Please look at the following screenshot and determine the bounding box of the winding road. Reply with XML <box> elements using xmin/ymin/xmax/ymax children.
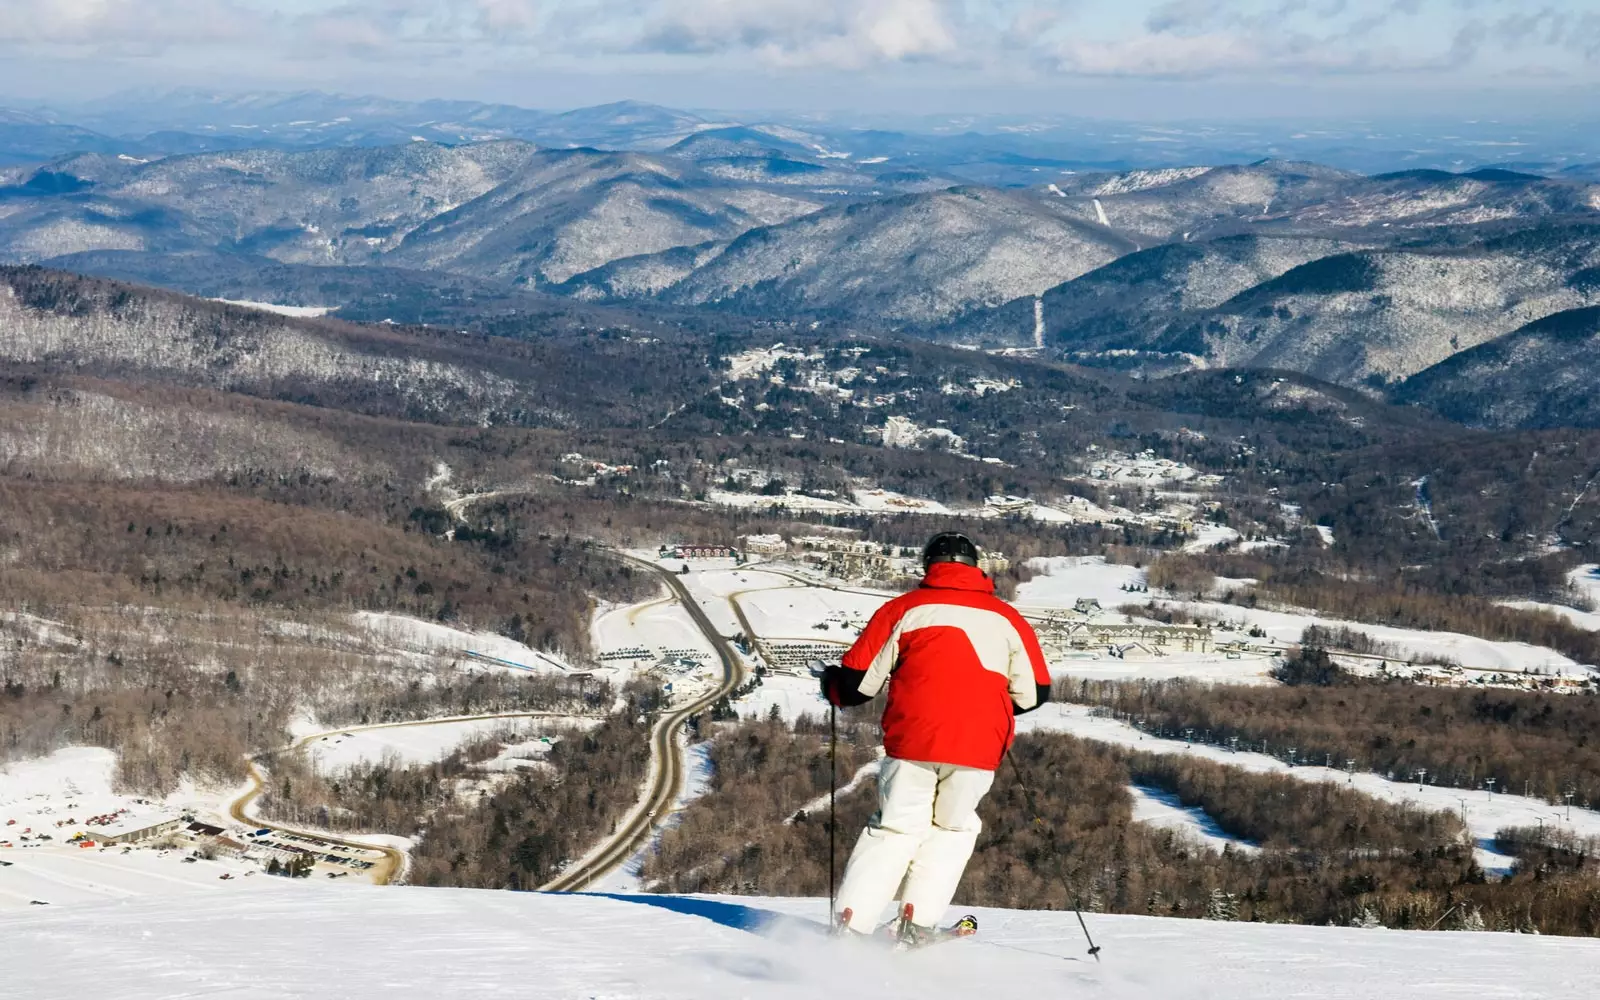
<box><xmin>230</xmin><ymin>711</ymin><xmax>600</xmax><ymax>886</ymax></box>
<box><xmin>539</xmin><ymin>554</ymin><xmax>745</xmax><ymax>892</ymax></box>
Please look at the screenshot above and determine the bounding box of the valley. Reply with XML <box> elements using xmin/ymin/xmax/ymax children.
<box><xmin>3</xmin><ymin>91</ymin><xmax>1600</xmax><ymax>992</ymax></box>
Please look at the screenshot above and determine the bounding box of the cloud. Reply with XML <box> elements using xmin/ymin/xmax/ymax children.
<box><xmin>1</xmin><ymin>0</ymin><xmax>1597</xmax><ymax>87</ymax></box>
<box><xmin>620</xmin><ymin>0</ymin><xmax>962</xmax><ymax>68</ymax></box>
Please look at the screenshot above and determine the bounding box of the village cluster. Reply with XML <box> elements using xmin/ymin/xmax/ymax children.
<box><xmin>1</xmin><ymin>807</ymin><xmax>382</xmax><ymax>878</ymax></box>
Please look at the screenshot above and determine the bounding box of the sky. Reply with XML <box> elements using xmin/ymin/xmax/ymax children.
<box><xmin>1</xmin><ymin>0</ymin><xmax>1597</xmax><ymax>119</ymax></box>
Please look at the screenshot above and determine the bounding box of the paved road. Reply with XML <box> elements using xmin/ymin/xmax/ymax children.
<box><xmin>230</xmin><ymin>711</ymin><xmax>596</xmax><ymax>886</ymax></box>
<box><xmin>540</xmin><ymin>555</ymin><xmax>745</xmax><ymax>892</ymax></box>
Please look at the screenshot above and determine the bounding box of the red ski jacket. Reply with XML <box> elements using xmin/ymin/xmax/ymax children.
<box><xmin>826</xmin><ymin>562</ymin><xmax>1052</xmax><ymax>771</ymax></box>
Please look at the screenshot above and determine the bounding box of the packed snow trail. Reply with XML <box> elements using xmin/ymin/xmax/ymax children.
<box><xmin>3</xmin><ymin>887</ymin><xmax>1596</xmax><ymax>999</ymax></box>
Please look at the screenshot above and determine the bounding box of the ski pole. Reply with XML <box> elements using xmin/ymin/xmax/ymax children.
<box><xmin>1004</xmin><ymin>748</ymin><xmax>1102</xmax><ymax>962</ymax></box>
<box><xmin>828</xmin><ymin>703</ymin><xmax>838</xmax><ymax>924</ymax></box>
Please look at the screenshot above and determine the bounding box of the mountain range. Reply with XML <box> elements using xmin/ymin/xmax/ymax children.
<box><xmin>4</xmin><ymin>98</ymin><xmax>1600</xmax><ymax>431</ymax></box>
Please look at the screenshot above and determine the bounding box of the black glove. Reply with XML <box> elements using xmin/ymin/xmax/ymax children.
<box><xmin>822</xmin><ymin>664</ymin><xmax>873</xmax><ymax>708</ymax></box>
<box><xmin>1012</xmin><ymin>682</ymin><xmax>1053</xmax><ymax>716</ymax></box>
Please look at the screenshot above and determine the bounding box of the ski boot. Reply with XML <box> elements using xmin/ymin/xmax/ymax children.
<box><xmin>894</xmin><ymin>904</ymin><xmax>936</xmax><ymax>949</ymax></box>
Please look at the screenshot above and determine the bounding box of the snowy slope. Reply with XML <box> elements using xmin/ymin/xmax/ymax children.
<box><xmin>4</xmin><ymin>887</ymin><xmax>1597</xmax><ymax>999</ymax></box>
<box><xmin>1018</xmin><ymin>703</ymin><xmax>1600</xmax><ymax>848</ymax></box>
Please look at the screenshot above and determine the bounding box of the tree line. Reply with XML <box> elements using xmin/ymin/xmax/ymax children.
<box><xmin>1066</xmin><ymin>675</ymin><xmax>1600</xmax><ymax>807</ymax></box>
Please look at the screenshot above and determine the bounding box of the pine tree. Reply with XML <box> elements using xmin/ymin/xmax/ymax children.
<box><xmin>1206</xmin><ymin>888</ymin><xmax>1239</xmax><ymax>921</ymax></box>
<box><xmin>1351</xmin><ymin>906</ymin><xmax>1384</xmax><ymax>929</ymax></box>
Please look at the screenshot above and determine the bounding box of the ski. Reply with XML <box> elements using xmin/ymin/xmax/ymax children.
<box><xmin>891</xmin><ymin>904</ymin><xmax>978</xmax><ymax>950</ymax></box>
<box><xmin>831</xmin><ymin>905</ymin><xmax>978</xmax><ymax>949</ymax></box>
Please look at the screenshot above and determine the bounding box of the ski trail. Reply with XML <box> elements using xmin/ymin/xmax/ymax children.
<box><xmin>787</xmin><ymin>757</ymin><xmax>882</xmax><ymax>823</ymax></box>
<box><xmin>5</xmin><ymin>858</ymin><xmax>141</xmax><ymax>899</ymax></box>
<box><xmin>1032</xmin><ymin>298</ymin><xmax>1044</xmax><ymax>350</ymax></box>
<box><xmin>1558</xmin><ymin>468</ymin><xmax>1600</xmax><ymax>528</ymax></box>
<box><xmin>1411</xmin><ymin>476</ymin><xmax>1441</xmax><ymax>538</ymax></box>
<box><xmin>1092</xmin><ymin>198</ymin><xmax>1110</xmax><ymax>226</ymax></box>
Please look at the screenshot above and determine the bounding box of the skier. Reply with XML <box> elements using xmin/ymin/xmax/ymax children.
<box><xmin>822</xmin><ymin>531</ymin><xmax>1052</xmax><ymax>945</ymax></box>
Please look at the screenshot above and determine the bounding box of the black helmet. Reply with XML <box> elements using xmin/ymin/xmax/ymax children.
<box><xmin>922</xmin><ymin>531</ymin><xmax>980</xmax><ymax>569</ymax></box>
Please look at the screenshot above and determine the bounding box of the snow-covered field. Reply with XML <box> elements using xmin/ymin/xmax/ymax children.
<box><xmin>1183</xmin><ymin>524</ymin><xmax>1241</xmax><ymax>552</ymax></box>
<box><xmin>1017</xmin><ymin>556</ymin><xmax>1148</xmax><ymax>609</ymax></box>
<box><xmin>736</xmin><ymin>672</ymin><xmax>832</xmax><ymax>722</ymax></box>
<box><xmin>0</xmin><ymin>747</ymin><xmax>264</xmax><ymax>910</ymax></box>
<box><xmin>591</xmin><ymin>591</ymin><xmax>719</xmax><ymax>679</ymax></box>
<box><xmin>1018</xmin><ymin>703</ymin><xmax>1599</xmax><ymax>868</ymax></box>
<box><xmin>209</xmin><ymin>298</ymin><xmax>333</xmax><ymax>318</ymax></box>
<box><xmin>0</xmin><ymin>843</ymin><xmax>268</xmax><ymax>910</ymax></box>
<box><xmin>352</xmin><ymin>611</ymin><xmax>572</xmax><ymax>673</ymax></box>
<box><xmin>4</xmin><ymin>888</ymin><xmax>1596</xmax><ymax>999</ymax></box>
<box><xmin>1163</xmin><ymin>600</ymin><xmax>1584</xmax><ymax>674</ymax></box>
<box><xmin>0</xmin><ymin>748</ymin><xmax>233</xmax><ymax>841</ymax></box>
<box><xmin>735</xmin><ymin>585</ymin><xmax>888</xmax><ymax>639</ymax></box>
<box><xmin>1128</xmin><ymin>785</ymin><xmax>1257</xmax><ymax>854</ymax></box>
<box><xmin>1018</xmin><ymin>557</ymin><xmax>1591</xmax><ymax>677</ymax></box>
<box><xmin>301</xmin><ymin>717</ymin><xmax>571</xmax><ymax>773</ymax></box>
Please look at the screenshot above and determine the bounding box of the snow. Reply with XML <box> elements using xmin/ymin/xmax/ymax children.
<box><xmin>0</xmin><ymin>843</ymin><xmax>269</xmax><ymax>910</ymax></box>
<box><xmin>592</xmin><ymin>594</ymin><xmax>718</xmax><ymax>666</ymax></box>
<box><xmin>1016</xmin><ymin>557</ymin><xmax>1147</xmax><ymax>610</ymax></box>
<box><xmin>5</xmin><ymin>888</ymin><xmax>1597</xmax><ymax>999</ymax></box>
<box><xmin>0</xmin><ymin>747</ymin><xmax>267</xmax><ymax>910</ymax></box>
<box><xmin>1500</xmin><ymin>600</ymin><xmax>1600</xmax><ymax>632</ymax></box>
<box><xmin>1018</xmin><ymin>703</ymin><xmax>1600</xmax><ymax>846</ymax></box>
<box><xmin>1159</xmin><ymin>601</ymin><xmax>1585</xmax><ymax>675</ymax></box>
<box><xmin>737</xmin><ymin>671</ymin><xmax>832</xmax><ymax>723</ymax></box>
<box><xmin>0</xmin><ymin>748</ymin><xmax>225</xmax><ymax>841</ymax></box>
<box><xmin>735</xmin><ymin>585</ymin><xmax>888</xmax><ymax>640</ymax></box>
<box><xmin>209</xmin><ymin>298</ymin><xmax>334</xmax><ymax>318</ymax></box>
<box><xmin>302</xmin><ymin>717</ymin><xmax>571</xmax><ymax>773</ymax></box>
<box><xmin>1184</xmin><ymin>524</ymin><xmax>1241</xmax><ymax>552</ymax></box>
<box><xmin>1128</xmin><ymin>785</ymin><xmax>1257</xmax><ymax>854</ymax></box>
<box><xmin>351</xmin><ymin>611</ymin><xmax>572</xmax><ymax>674</ymax></box>
<box><xmin>1569</xmin><ymin>564</ymin><xmax>1600</xmax><ymax>609</ymax></box>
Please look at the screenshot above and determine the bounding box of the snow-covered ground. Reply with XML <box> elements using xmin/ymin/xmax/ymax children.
<box><xmin>591</xmin><ymin>590</ymin><xmax>720</xmax><ymax>689</ymax></box>
<box><xmin>0</xmin><ymin>747</ymin><xmax>266</xmax><ymax>910</ymax></box>
<box><xmin>209</xmin><ymin>298</ymin><xmax>333</xmax><ymax>318</ymax></box>
<box><xmin>735</xmin><ymin>585</ymin><xmax>888</xmax><ymax>640</ymax></box>
<box><xmin>1161</xmin><ymin>600</ymin><xmax>1584</xmax><ymax>674</ymax></box>
<box><xmin>0</xmin><ymin>748</ymin><xmax>233</xmax><ymax>842</ymax></box>
<box><xmin>0</xmin><ymin>842</ymin><xmax>269</xmax><ymax>910</ymax></box>
<box><xmin>1571</xmin><ymin>564</ymin><xmax>1600</xmax><ymax>607</ymax></box>
<box><xmin>1183</xmin><ymin>524</ymin><xmax>1241</xmax><ymax>552</ymax></box>
<box><xmin>301</xmin><ymin>717</ymin><xmax>571</xmax><ymax>773</ymax></box>
<box><xmin>1128</xmin><ymin>785</ymin><xmax>1257</xmax><ymax>854</ymax></box>
<box><xmin>5</xmin><ymin>888</ymin><xmax>1597</xmax><ymax>999</ymax></box>
<box><xmin>1018</xmin><ymin>703</ymin><xmax>1598</xmax><ymax>865</ymax></box>
<box><xmin>1016</xmin><ymin>556</ymin><xmax>1147</xmax><ymax>610</ymax></box>
<box><xmin>1017</xmin><ymin>557</ymin><xmax>1590</xmax><ymax>677</ymax></box>
<box><xmin>1501</xmin><ymin>599</ymin><xmax>1600</xmax><ymax>632</ymax></box>
<box><xmin>352</xmin><ymin>611</ymin><xmax>572</xmax><ymax>674</ymax></box>
<box><xmin>736</xmin><ymin>672</ymin><xmax>832</xmax><ymax>722</ymax></box>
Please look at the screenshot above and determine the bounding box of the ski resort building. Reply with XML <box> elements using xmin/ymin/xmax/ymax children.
<box><xmin>85</xmin><ymin>812</ymin><xmax>182</xmax><ymax>845</ymax></box>
<box><xmin>1031</xmin><ymin>611</ymin><xmax>1213</xmax><ymax>656</ymax></box>
<box><xmin>660</xmin><ymin>544</ymin><xmax>740</xmax><ymax>560</ymax></box>
<box><xmin>741</xmin><ymin>534</ymin><xmax>788</xmax><ymax>556</ymax></box>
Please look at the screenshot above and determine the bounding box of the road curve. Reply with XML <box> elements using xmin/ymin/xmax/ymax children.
<box><xmin>540</xmin><ymin>554</ymin><xmax>745</xmax><ymax>892</ymax></box>
<box><xmin>228</xmin><ymin>759</ymin><xmax>407</xmax><ymax>886</ymax></box>
<box><xmin>230</xmin><ymin>711</ymin><xmax>598</xmax><ymax>886</ymax></box>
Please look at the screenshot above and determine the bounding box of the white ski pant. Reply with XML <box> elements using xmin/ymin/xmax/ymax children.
<box><xmin>834</xmin><ymin>756</ymin><xmax>995</xmax><ymax>932</ymax></box>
